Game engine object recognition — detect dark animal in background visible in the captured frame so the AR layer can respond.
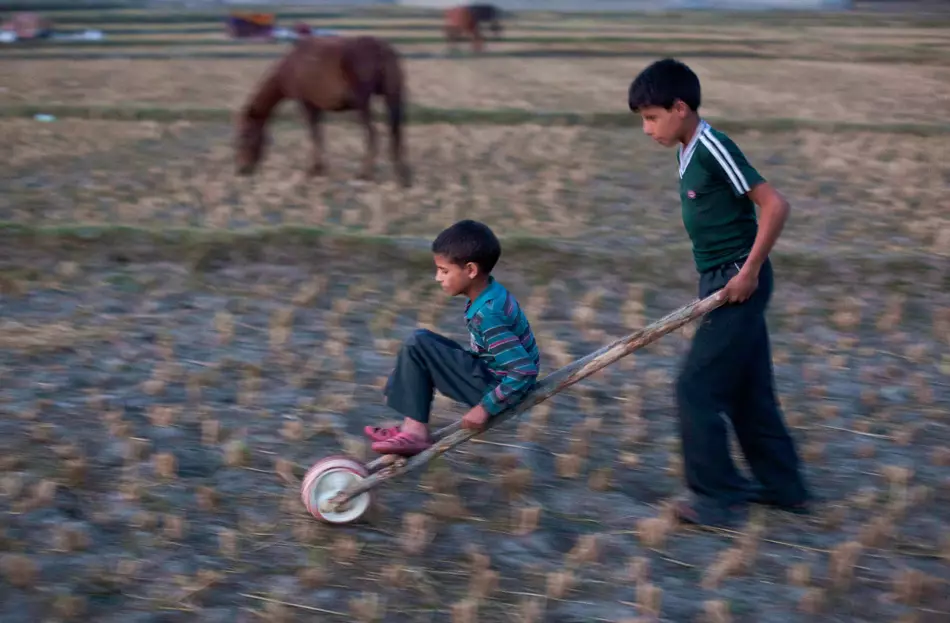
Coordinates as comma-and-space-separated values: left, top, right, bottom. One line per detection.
444, 3, 504, 53
225, 12, 275, 40
2, 12, 54, 40
234, 35, 412, 188
468, 3, 504, 36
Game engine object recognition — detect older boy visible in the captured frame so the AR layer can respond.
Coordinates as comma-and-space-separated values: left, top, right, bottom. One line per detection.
627, 58, 810, 527
365, 219, 540, 456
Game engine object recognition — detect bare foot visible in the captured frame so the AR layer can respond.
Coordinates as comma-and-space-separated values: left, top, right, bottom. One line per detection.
400, 417, 430, 440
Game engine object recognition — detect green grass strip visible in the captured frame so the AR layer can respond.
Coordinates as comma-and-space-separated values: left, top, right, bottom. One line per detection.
0, 49, 935, 65
50, 22, 772, 34
4, 45, 944, 65
4, 35, 783, 47
32, 6, 950, 28
3, 103, 948, 136
0, 222, 944, 290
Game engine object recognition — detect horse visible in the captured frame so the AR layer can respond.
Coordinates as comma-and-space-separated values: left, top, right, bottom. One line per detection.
444, 3, 504, 53
234, 35, 412, 188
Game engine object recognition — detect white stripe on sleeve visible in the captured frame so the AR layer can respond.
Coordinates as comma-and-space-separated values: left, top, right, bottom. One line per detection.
700, 130, 750, 195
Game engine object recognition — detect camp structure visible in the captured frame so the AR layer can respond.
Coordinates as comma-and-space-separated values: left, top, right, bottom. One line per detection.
225, 11, 276, 40
1, 12, 53, 41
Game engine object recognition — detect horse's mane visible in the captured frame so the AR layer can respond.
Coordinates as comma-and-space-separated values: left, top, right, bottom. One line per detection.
242, 61, 286, 121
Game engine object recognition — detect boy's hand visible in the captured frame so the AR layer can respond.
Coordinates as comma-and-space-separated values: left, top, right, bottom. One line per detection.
461, 405, 490, 431
721, 268, 758, 303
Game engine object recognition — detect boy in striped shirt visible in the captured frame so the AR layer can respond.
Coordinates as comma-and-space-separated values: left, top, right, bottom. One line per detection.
365, 220, 541, 456
627, 58, 810, 527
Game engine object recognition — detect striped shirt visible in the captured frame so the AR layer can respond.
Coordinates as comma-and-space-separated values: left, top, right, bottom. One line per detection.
465, 277, 541, 416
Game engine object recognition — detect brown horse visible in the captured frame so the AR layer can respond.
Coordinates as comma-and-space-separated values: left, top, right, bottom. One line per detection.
234, 35, 411, 188
444, 3, 503, 53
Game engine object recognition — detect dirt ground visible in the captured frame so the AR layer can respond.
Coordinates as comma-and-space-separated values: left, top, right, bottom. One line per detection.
1, 5, 949, 623
1, 243, 948, 623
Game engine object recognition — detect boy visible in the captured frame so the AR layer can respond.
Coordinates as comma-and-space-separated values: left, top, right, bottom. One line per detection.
627, 58, 810, 527
365, 219, 541, 456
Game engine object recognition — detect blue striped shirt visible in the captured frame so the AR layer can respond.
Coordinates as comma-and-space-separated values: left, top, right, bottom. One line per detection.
465, 277, 541, 416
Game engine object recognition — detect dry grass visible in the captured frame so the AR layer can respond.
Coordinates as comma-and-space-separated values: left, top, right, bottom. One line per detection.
2, 119, 948, 255
92, 32, 238, 42
0, 320, 108, 353
3, 56, 949, 123
803, 25, 950, 43
56, 21, 950, 55
0, 119, 165, 168
82, 27, 797, 42
1, 39, 764, 60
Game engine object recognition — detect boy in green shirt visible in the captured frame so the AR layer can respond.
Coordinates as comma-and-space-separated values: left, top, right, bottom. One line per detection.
627, 58, 810, 528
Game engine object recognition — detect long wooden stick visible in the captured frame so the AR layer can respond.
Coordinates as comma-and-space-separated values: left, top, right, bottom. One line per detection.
325, 291, 725, 514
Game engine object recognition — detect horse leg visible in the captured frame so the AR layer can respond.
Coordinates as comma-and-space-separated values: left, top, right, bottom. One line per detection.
472, 26, 484, 53
444, 26, 459, 55
491, 19, 502, 39
384, 93, 411, 189
356, 96, 377, 182
300, 102, 326, 176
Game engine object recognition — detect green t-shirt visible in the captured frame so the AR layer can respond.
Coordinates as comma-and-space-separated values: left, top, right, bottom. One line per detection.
676, 120, 766, 273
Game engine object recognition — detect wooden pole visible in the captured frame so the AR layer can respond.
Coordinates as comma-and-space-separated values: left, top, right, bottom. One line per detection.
324, 291, 725, 514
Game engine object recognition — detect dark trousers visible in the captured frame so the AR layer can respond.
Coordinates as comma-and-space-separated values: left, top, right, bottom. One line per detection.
384, 329, 496, 424
676, 257, 809, 507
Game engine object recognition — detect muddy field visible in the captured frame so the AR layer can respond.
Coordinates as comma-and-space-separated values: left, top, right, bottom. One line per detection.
2, 5, 950, 623
1, 244, 949, 623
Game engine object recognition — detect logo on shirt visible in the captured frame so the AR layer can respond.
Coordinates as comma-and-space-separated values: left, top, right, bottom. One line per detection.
687, 190, 697, 199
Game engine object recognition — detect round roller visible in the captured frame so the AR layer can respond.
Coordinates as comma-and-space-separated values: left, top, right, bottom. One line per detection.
300, 455, 372, 524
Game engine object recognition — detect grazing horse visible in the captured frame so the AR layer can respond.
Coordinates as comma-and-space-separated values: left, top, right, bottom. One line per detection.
444, 3, 503, 53
234, 35, 411, 188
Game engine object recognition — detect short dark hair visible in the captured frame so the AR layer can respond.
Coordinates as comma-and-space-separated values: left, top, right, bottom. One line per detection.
431, 219, 501, 274
628, 58, 701, 113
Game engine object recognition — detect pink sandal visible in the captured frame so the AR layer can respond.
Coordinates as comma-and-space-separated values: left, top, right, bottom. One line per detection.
371, 431, 433, 457
363, 425, 401, 442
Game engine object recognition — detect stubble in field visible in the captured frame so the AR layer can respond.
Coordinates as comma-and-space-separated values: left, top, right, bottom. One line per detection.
0, 255, 947, 622
2, 119, 948, 256
3, 57, 949, 123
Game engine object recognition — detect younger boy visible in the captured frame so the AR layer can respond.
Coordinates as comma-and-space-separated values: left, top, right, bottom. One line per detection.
365, 219, 541, 456
627, 58, 810, 527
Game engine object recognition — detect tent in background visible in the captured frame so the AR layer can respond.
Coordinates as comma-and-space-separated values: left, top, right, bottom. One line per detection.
1, 12, 53, 40
226, 12, 276, 40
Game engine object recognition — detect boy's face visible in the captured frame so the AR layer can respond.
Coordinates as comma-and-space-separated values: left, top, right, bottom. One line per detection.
433, 254, 478, 296
637, 101, 690, 147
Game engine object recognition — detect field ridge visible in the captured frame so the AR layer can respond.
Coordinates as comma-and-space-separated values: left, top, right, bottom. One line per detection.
2, 223, 946, 289
6, 104, 950, 135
